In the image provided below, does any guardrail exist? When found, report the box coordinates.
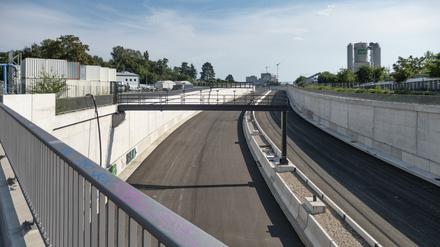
[0,103,225,247]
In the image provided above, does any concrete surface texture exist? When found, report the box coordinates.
[255,92,440,247]
[287,86,440,184]
[127,111,303,247]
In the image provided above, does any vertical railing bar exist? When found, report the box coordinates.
[107,200,116,247]
[57,156,62,246]
[99,192,107,247]
[79,175,85,247]
[84,180,91,247]
[73,170,79,247]
[68,166,74,247]
[64,160,69,247]
[129,218,138,247]
[117,208,126,247]
[91,186,98,247]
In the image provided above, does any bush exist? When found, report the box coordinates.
[30,72,67,97]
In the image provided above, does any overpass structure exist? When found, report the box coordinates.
[116,89,290,164]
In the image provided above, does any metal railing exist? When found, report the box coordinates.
[317,80,440,91]
[0,103,225,247]
[117,90,287,106]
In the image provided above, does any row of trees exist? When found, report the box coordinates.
[295,51,440,84]
[0,35,236,84]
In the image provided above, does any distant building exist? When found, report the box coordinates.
[117,71,139,90]
[155,80,175,90]
[259,73,278,85]
[246,75,258,83]
[347,42,381,71]
[347,43,354,71]
[369,42,381,68]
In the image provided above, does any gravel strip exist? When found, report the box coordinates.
[279,172,368,247]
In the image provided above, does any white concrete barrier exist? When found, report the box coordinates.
[242,111,336,247]
[287,86,440,186]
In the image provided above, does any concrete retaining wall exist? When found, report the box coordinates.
[287,86,440,186]
[4,89,251,177]
[242,111,337,247]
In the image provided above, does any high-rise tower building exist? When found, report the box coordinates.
[347,43,354,71]
[347,42,381,71]
[369,42,381,68]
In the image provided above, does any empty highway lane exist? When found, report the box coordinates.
[255,91,440,247]
[128,111,302,247]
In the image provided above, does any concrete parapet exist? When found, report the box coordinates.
[243,111,337,247]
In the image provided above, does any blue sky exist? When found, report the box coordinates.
[1,0,439,81]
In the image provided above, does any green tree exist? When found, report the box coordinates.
[391,56,425,82]
[355,65,373,83]
[318,71,338,84]
[294,75,307,85]
[200,62,215,82]
[336,69,356,83]
[30,72,67,97]
[189,64,197,80]
[225,74,235,82]
[425,52,440,77]
[371,67,387,82]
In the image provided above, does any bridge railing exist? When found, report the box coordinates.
[0,103,225,247]
[117,90,288,106]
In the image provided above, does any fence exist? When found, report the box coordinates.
[59,84,111,98]
[24,79,112,98]
[192,82,254,88]
[319,79,440,91]
[117,90,287,106]
[0,103,225,247]
[56,95,114,114]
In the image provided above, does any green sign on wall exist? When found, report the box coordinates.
[357,49,367,55]
[126,148,137,164]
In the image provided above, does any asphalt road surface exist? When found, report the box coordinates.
[255,91,440,247]
[128,111,303,247]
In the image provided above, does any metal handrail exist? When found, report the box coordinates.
[0,103,225,247]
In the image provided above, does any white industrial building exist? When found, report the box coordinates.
[347,42,381,72]
[21,58,116,97]
[116,71,139,90]
[155,80,175,90]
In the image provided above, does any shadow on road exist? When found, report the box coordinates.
[131,182,255,190]
[236,111,304,247]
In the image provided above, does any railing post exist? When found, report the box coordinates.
[280,110,288,165]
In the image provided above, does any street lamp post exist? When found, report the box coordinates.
[86,94,103,167]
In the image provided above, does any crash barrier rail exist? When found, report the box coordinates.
[0,103,225,247]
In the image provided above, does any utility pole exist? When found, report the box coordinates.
[276,63,280,82]
[265,66,269,73]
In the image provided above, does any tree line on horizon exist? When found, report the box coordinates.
[0,35,237,84]
[295,51,440,85]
